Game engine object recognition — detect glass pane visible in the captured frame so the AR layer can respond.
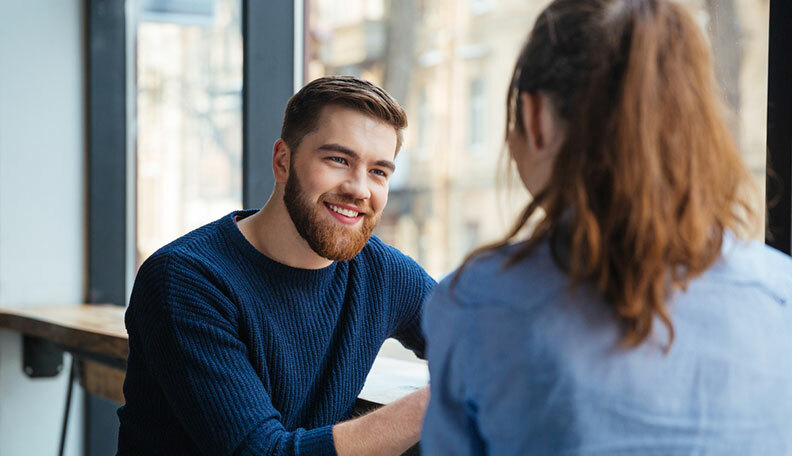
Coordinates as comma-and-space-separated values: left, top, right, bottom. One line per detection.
308, 0, 770, 282
701, 0, 769, 237
136, 0, 243, 269
309, 0, 547, 279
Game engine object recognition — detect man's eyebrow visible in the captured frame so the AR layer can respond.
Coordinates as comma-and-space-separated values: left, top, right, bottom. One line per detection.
317, 143, 396, 172
374, 159, 396, 172
317, 143, 359, 159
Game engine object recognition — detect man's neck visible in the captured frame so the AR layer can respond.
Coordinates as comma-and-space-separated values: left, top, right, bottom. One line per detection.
238, 190, 334, 270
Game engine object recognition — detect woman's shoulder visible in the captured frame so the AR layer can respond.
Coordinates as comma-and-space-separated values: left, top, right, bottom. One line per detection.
708, 235, 792, 303
432, 239, 571, 314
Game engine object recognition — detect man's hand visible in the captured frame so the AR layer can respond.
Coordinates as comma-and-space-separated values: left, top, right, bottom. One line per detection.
332, 386, 430, 456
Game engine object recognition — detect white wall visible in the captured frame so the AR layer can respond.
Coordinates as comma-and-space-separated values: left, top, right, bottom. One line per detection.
0, 0, 86, 455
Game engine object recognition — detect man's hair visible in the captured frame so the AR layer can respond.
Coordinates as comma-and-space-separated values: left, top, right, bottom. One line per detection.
280, 76, 407, 154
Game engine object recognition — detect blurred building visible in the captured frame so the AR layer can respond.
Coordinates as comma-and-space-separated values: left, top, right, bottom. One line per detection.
308, 0, 769, 278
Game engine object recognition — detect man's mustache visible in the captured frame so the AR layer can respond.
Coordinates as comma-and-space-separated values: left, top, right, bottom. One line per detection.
320, 194, 373, 215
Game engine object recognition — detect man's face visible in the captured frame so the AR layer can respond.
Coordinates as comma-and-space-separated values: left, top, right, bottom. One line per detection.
283, 105, 397, 262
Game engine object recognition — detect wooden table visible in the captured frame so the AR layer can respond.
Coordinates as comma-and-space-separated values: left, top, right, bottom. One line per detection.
0, 304, 128, 360
0, 305, 429, 405
0, 306, 428, 456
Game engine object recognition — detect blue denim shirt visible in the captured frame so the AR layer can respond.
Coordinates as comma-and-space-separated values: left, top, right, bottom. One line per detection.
422, 235, 792, 455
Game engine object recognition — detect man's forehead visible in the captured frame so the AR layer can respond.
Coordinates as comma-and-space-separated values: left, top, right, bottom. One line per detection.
307, 106, 398, 156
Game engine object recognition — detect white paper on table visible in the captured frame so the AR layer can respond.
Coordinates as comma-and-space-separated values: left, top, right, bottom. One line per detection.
359, 356, 429, 405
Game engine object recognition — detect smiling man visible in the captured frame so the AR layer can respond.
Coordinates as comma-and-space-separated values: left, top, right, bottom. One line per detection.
117, 77, 436, 456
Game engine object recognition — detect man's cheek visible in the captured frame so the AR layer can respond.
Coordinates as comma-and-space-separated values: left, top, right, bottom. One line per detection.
376, 191, 388, 213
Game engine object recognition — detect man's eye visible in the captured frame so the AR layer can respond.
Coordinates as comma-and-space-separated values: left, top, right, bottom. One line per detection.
328, 157, 348, 165
371, 169, 388, 178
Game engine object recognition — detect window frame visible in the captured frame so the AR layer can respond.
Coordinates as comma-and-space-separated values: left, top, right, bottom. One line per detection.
766, 0, 792, 255
86, 0, 129, 450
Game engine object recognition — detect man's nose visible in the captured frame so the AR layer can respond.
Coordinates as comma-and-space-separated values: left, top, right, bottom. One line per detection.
340, 169, 371, 201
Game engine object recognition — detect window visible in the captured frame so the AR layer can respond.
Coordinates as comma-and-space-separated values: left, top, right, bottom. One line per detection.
309, 0, 541, 277
702, 0, 769, 237
136, 0, 243, 268
308, 0, 771, 279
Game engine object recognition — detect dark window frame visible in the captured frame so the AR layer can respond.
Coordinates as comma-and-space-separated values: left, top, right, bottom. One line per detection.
85, 0, 128, 453
243, 0, 299, 208
766, 0, 792, 255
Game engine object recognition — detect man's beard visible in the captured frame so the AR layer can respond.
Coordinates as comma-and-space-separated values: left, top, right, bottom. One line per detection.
283, 170, 379, 262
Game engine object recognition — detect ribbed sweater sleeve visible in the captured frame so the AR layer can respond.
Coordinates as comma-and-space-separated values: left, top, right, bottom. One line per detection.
127, 251, 337, 456
372, 240, 437, 359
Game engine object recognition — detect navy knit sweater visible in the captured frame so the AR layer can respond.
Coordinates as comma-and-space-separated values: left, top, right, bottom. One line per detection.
117, 210, 436, 456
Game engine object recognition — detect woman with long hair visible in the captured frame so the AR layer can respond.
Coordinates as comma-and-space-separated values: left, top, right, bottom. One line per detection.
421, 0, 792, 454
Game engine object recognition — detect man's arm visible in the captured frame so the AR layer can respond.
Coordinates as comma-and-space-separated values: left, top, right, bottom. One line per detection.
126, 253, 336, 456
333, 387, 430, 456
390, 255, 438, 359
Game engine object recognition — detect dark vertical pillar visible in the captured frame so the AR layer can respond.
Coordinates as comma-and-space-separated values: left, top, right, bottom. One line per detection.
767, 0, 792, 254
242, 0, 299, 209
86, 0, 128, 454
88, 0, 127, 305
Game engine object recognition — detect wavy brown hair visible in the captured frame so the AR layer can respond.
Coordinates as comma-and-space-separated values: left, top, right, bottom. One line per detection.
462, 0, 757, 350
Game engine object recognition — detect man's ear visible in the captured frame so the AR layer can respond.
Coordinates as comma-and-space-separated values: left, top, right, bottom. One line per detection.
272, 139, 291, 184
520, 92, 545, 152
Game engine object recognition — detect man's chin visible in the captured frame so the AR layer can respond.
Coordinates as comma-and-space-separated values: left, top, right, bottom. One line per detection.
288, 201, 379, 262
313, 235, 372, 262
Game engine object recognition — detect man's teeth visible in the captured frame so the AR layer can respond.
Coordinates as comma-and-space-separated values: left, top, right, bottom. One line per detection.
328, 204, 360, 218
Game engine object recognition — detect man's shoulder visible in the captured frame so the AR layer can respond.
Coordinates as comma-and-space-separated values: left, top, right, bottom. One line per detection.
130, 213, 247, 322
354, 236, 437, 308
139, 211, 240, 280
357, 235, 424, 272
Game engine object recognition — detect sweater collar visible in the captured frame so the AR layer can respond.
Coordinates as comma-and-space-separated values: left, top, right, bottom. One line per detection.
221, 210, 340, 284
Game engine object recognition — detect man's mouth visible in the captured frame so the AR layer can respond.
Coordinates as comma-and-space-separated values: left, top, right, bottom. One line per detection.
324, 202, 364, 225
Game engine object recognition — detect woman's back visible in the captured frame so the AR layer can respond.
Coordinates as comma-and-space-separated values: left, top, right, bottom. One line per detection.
421, 0, 792, 453
422, 237, 792, 454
